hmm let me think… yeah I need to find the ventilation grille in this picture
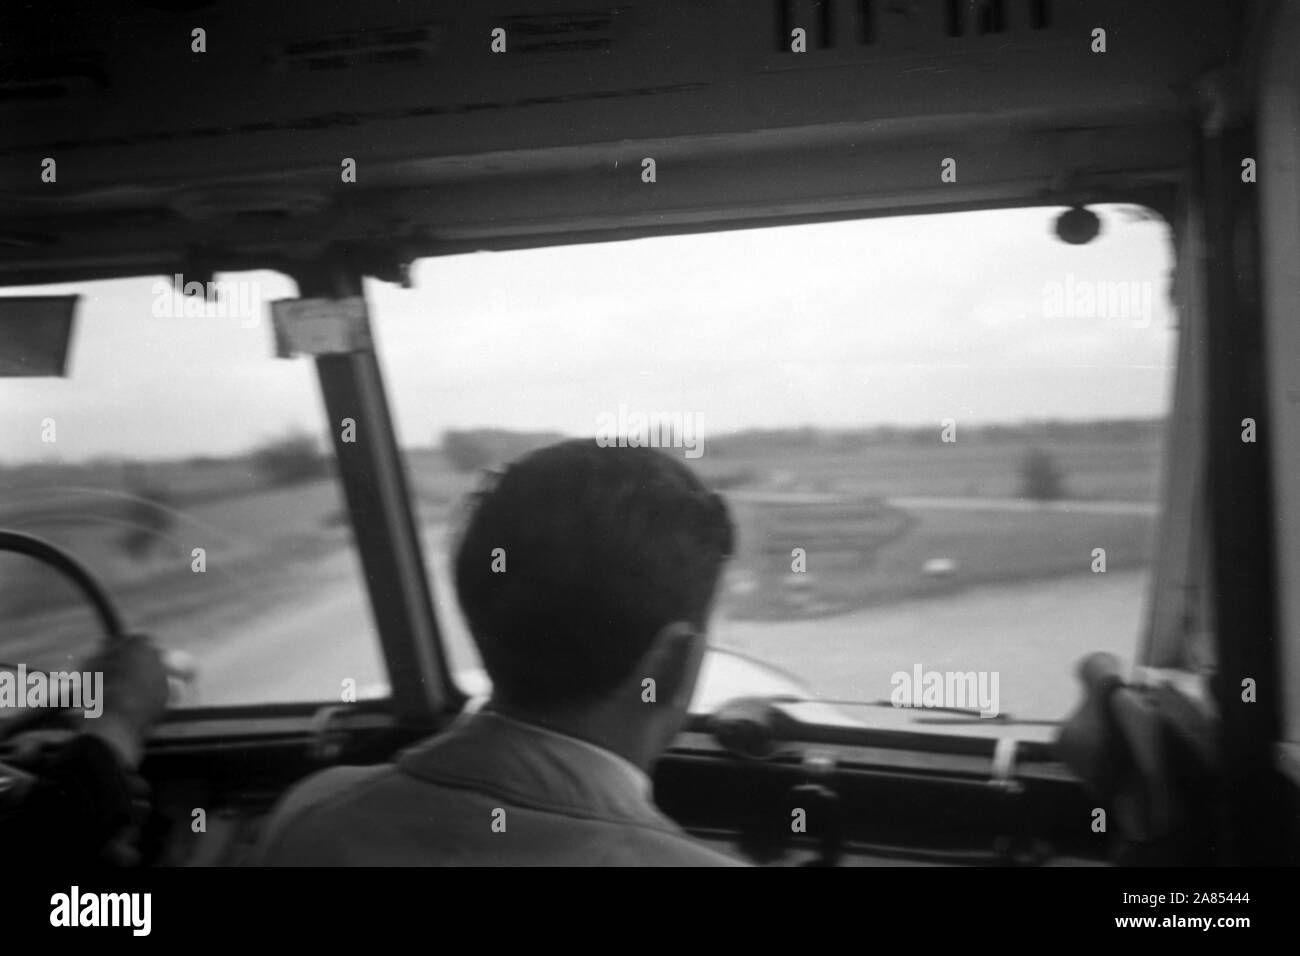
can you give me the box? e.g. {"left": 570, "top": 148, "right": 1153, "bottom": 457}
{"left": 268, "top": 26, "right": 444, "bottom": 72}
{"left": 0, "top": 57, "right": 109, "bottom": 106}
{"left": 942, "top": 0, "right": 1053, "bottom": 37}
{"left": 500, "top": 11, "right": 620, "bottom": 55}
{"left": 774, "top": 0, "right": 1053, "bottom": 52}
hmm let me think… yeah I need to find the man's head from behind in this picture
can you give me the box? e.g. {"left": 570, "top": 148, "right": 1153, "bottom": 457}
{"left": 453, "top": 440, "right": 734, "bottom": 762}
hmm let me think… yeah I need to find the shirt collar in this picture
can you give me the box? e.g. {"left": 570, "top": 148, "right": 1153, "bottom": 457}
{"left": 396, "top": 705, "right": 669, "bottom": 828}
{"left": 477, "top": 709, "right": 653, "bottom": 800}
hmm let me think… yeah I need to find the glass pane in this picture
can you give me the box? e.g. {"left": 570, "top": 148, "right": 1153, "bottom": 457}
{"left": 369, "top": 205, "right": 1176, "bottom": 733}
{"left": 0, "top": 273, "right": 384, "bottom": 707}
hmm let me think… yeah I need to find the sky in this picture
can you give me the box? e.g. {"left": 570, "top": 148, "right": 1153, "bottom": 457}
{"left": 0, "top": 204, "right": 1177, "bottom": 464}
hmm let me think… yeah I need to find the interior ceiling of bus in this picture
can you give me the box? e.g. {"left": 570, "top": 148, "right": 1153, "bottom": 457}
{"left": 0, "top": 0, "right": 1256, "bottom": 286}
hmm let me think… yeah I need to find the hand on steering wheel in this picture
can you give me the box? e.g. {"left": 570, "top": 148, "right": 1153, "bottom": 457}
{"left": 0, "top": 531, "right": 169, "bottom": 768}
{"left": 79, "top": 634, "right": 170, "bottom": 768}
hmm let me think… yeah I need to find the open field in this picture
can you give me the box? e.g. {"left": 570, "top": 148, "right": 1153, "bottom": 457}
{"left": 722, "top": 494, "right": 1155, "bottom": 620}
{"left": 688, "top": 433, "right": 1165, "bottom": 502}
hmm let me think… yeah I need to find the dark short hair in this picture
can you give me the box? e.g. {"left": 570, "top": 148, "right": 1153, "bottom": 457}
{"left": 453, "top": 440, "right": 734, "bottom": 711}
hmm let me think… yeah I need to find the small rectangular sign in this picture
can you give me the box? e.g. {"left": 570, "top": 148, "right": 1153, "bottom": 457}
{"left": 0, "top": 295, "right": 78, "bottom": 377}
{"left": 270, "top": 296, "right": 373, "bottom": 358}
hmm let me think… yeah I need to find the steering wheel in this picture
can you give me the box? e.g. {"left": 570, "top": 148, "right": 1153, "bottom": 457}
{"left": 0, "top": 530, "right": 128, "bottom": 739}
{"left": 0, "top": 529, "right": 126, "bottom": 645}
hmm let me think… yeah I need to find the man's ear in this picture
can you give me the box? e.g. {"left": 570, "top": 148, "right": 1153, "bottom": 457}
{"left": 641, "top": 621, "right": 705, "bottom": 707}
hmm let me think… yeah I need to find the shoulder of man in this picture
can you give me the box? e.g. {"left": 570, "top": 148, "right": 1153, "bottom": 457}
{"left": 250, "top": 764, "right": 390, "bottom": 866}
{"left": 249, "top": 756, "right": 754, "bottom": 867}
